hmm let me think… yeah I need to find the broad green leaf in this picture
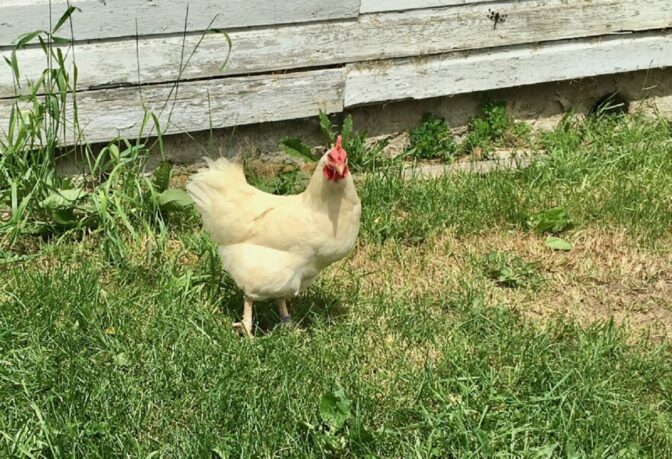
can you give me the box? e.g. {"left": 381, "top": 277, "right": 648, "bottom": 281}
{"left": 545, "top": 236, "right": 572, "bottom": 251}
{"left": 279, "top": 137, "right": 314, "bottom": 162}
{"left": 528, "top": 207, "right": 573, "bottom": 234}
{"left": 72, "top": 61, "right": 79, "bottom": 88}
{"left": 51, "top": 208, "right": 77, "bottom": 226}
{"left": 157, "top": 189, "right": 193, "bottom": 210}
{"left": 4, "top": 50, "right": 20, "bottom": 83}
{"left": 49, "top": 35, "right": 72, "bottom": 45}
{"left": 113, "top": 353, "right": 130, "bottom": 367}
{"left": 138, "top": 111, "right": 153, "bottom": 139}
{"left": 150, "top": 112, "right": 165, "bottom": 157}
{"left": 109, "top": 144, "right": 120, "bottom": 163}
{"left": 38, "top": 35, "right": 48, "bottom": 55}
{"left": 319, "top": 388, "right": 351, "bottom": 431}
{"left": 55, "top": 48, "right": 66, "bottom": 69}
{"left": 208, "top": 28, "right": 233, "bottom": 71}
{"left": 341, "top": 115, "right": 353, "bottom": 147}
{"left": 41, "top": 188, "right": 89, "bottom": 209}
{"left": 0, "top": 250, "right": 34, "bottom": 264}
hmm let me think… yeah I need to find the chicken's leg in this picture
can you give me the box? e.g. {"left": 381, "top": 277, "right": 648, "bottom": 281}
{"left": 276, "top": 299, "right": 293, "bottom": 327}
{"left": 232, "top": 297, "right": 254, "bottom": 339}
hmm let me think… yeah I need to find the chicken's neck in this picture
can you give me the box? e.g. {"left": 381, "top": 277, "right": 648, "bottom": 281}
{"left": 302, "top": 162, "right": 358, "bottom": 210}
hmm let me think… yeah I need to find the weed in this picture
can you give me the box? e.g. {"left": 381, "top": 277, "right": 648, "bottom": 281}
{"left": 279, "top": 137, "right": 314, "bottom": 162}
{"left": 0, "top": 6, "right": 212, "bottom": 258}
{"left": 321, "top": 111, "right": 390, "bottom": 172}
{"left": 480, "top": 251, "right": 542, "bottom": 289}
{"left": 589, "top": 92, "right": 629, "bottom": 118}
{"left": 406, "top": 113, "right": 457, "bottom": 161}
{"left": 527, "top": 206, "right": 573, "bottom": 234}
{"left": 461, "top": 101, "right": 531, "bottom": 155}
{"left": 544, "top": 235, "right": 573, "bottom": 251}
{"left": 278, "top": 111, "right": 389, "bottom": 172}
{"left": 540, "top": 113, "right": 585, "bottom": 152}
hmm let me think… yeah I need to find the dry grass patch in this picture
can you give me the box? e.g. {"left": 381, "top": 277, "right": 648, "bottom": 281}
{"left": 478, "top": 229, "right": 671, "bottom": 339}
{"left": 331, "top": 228, "right": 672, "bottom": 340}
{"left": 531, "top": 230, "right": 672, "bottom": 340}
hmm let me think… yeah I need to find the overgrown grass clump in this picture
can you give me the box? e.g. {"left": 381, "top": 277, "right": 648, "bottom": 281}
{"left": 479, "top": 250, "right": 543, "bottom": 289}
{"left": 0, "top": 11, "right": 199, "bottom": 260}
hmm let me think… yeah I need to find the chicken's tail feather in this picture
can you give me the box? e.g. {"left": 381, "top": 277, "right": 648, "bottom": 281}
{"left": 186, "top": 156, "right": 246, "bottom": 214}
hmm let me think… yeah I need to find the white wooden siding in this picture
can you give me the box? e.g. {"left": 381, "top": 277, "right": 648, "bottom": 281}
{"left": 361, "top": 0, "right": 493, "bottom": 13}
{"left": 0, "top": 0, "right": 360, "bottom": 46}
{"left": 0, "top": 0, "right": 671, "bottom": 144}
{"left": 3, "top": 0, "right": 671, "bottom": 97}
{"left": 0, "top": 69, "right": 345, "bottom": 145}
{"left": 345, "top": 33, "right": 672, "bottom": 106}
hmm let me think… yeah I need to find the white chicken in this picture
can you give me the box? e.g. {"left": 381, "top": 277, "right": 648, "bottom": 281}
{"left": 187, "top": 136, "right": 361, "bottom": 337}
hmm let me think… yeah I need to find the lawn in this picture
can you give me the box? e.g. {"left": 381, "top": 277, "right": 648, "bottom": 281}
{"left": 1, "top": 112, "right": 672, "bottom": 457}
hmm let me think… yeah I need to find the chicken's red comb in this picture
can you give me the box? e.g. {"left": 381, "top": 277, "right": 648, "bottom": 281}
{"left": 329, "top": 135, "right": 347, "bottom": 162}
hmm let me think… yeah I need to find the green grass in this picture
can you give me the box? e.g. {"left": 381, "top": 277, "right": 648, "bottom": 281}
{"left": 1, "top": 245, "right": 670, "bottom": 457}
{"left": 363, "top": 114, "right": 672, "bottom": 245}
{"left": 1, "top": 111, "right": 672, "bottom": 456}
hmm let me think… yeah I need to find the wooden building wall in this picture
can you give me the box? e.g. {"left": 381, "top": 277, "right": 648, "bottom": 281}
{"left": 0, "top": 0, "right": 671, "bottom": 144}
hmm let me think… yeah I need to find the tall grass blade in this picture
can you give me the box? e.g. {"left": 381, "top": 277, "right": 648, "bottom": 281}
{"left": 51, "top": 6, "right": 81, "bottom": 34}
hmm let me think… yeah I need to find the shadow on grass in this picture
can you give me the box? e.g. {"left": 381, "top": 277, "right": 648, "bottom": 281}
{"left": 214, "top": 282, "right": 346, "bottom": 336}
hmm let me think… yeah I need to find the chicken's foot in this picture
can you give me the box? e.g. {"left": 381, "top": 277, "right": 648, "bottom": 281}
{"left": 232, "top": 297, "right": 254, "bottom": 339}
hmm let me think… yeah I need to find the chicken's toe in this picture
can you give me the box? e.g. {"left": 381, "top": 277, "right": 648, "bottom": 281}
{"left": 232, "top": 321, "right": 254, "bottom": 339}
{"left": 281, "top": 315, "right": 294, "bottom": 327}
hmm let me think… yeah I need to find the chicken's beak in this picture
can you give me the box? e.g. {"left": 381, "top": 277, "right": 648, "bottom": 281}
{"left": 334, "top": 163, "right": 346, "bottom": 176}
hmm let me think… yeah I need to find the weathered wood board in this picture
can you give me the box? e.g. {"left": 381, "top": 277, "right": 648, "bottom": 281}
{"left": 344, "top": 33, "right": 672, "bottom": 106}
{"left": 0, "top": 68, "right": 345, "bottom": 145}
{"left": 3, "top": 31, "right": 668, "bottom": 145}
{"left": 360, "top": 0, "right": 493, "bottom": 13}
{"left": 0, "top": 0, "right": 360, "bottom": 47}
{"left": 3, "top": 0, "right": 671, "bottom": 97}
